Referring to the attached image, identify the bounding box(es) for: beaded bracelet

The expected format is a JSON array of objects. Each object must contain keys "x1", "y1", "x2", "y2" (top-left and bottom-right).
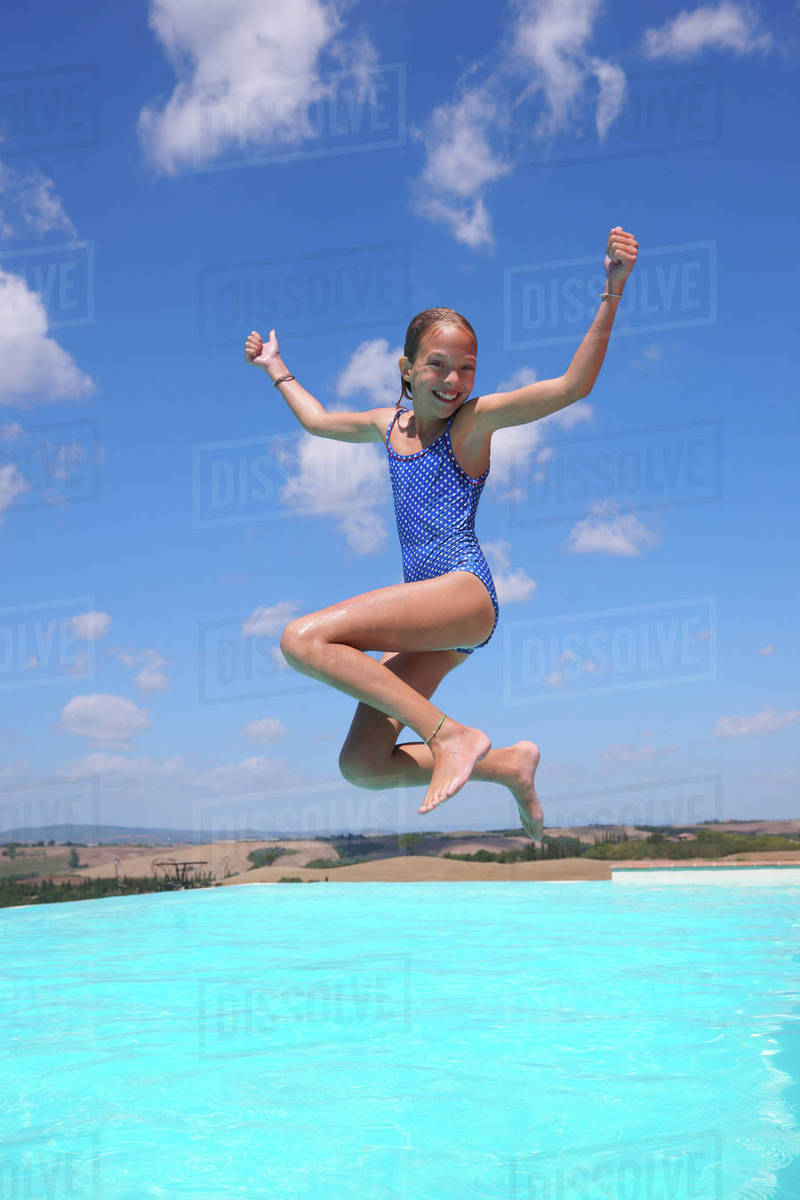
[
  {"x1": 424, "y1": 714, "x2": 446, "y2": 746},
  {"x1": 272, "y1": 373, "x2": 295, "y2": 388}
]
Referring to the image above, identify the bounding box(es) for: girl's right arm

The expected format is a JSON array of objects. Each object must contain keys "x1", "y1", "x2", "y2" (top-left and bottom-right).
[{"x1": 244, "y1": 329, "x2": 388, "y2": 443}]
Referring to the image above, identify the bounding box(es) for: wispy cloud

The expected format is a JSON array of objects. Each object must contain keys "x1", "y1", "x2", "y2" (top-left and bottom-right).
[
  {"x1": 71, "y1": 612, "x2": 111, "y2": 641},
  {"x1": 59, "y1": 694, "x2": 151, "y2": 745},
  {"x1": 412, "y1": 0, "x2": 779, "y2": 246},
  {"x1": 483, "y1": 540, "x2": 537, "y2": 603},
  {"x1": 485, "y1": 365, "x2": 594, "y2": 493},
  {"x1": 0, "y1": 162, "x2": 78, "y2": 243},
  {"x1": 0, "y1": 269, "x2": 97, "y2": 408},
  {"x1": 642, "y1": 1, "x2": 774, "y2": 59},
  {"x1": 280, "y1": 432, "x2": 390, "y2": 554},
  {"x1": 411, "y1": 0, "x2": 624, "y2": 247},
  {"x1": 336, "y1": 338, "x2": 403, "y2": 407},
  {"x1": 243, "y1": 717, "x2": 287, "y2": 745},
  {"x1": 714, "y1": 707, "x2": 800, "y2": 739},
  {"x1": 0, "y1": 462, "x2": 30, "y2": 522},
  {"x1": 568, "y1": 499, "x2": 660, "y2": 556},
  {"x1": 137, "y1": 0, "x2": 379, "y2": 176}
]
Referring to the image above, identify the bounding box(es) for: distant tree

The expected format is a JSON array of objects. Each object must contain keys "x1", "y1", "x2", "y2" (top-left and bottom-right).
[
  {"x1": 68, "y1": 848, "x2": 79, "y2": 869},
  {"x1": 398, "y1": 834, "x2": 422, "y2": 856},
  {"x1": 6, "y1": 845, "x2": 16, "y2": 860}
]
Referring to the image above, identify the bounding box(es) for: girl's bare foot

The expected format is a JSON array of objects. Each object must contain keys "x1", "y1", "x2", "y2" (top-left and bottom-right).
[
  {"x1": 418, "y1": 718, "x2": 491, "y2": 814},
  {"x1": 504, "y1": 741, "x2": 543, "y2": 841}
]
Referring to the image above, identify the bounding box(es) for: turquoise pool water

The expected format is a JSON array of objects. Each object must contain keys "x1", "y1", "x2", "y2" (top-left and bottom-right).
[{"x1": 2, "y1": 881, "x2": 800, "y2": 1199}]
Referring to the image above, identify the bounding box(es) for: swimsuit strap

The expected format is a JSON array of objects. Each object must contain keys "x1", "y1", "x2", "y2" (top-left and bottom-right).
[{"x1": 385, "y1": 406, "x2": 406, "y2": 446}]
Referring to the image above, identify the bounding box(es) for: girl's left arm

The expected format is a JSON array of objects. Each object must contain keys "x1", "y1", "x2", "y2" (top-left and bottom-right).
[{"x1": 474, "y1": 227, "x2": 638, "y2": 431}]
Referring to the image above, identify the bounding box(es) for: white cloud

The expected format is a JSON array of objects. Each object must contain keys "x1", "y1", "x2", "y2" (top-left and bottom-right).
[
  {"x1": 483, "y1": 540, "x2": 537, "y2": 604},
  {"x1": 0, "y1": 162, "x2": 78, "y2": 242},
  {"x1": 137, "y1": 0, "x2": 378, "y2": 176},
  {"x1": 642, "y1": 2, "x2": 773, "y2": 59},
  {"x1": 410, "y1": 84, "x2": 512, "y2": 249},
  {"x1": 133, "y1": 650, "x2": 170, "y2": 694},
  {"x1": 336, "y1": 338, "x2": 404, "y2": 406},
  {"x1": 713, "y1": 708, "x2": 800, "y2": 739},
  {"x1": 486, "y1": 421, "x2": 548, "y2": 490},
  {"x1": 54, "y1": 750, "x2": 302, "y2": 797},
  {"x1": 484, "y1": 367, "x2": 594, "y2": 492},
  {"x1": 758, "y1": 644, "x2": 775, "y2": 656},
  {"x1": 243, "y1": 716, "x2": 287, "y2": 744},
  {"x1": 412, "y1": 0, "x2": 779, "y2": 248},
  {"x1": 59, "y1": 694, "x2": 151, "y2": 744},
  {"x1": 0, "y1": 422, "x2": 25, "y2": 441},
  {"x1": 242, "y1": 600, "x2": 299, "y2": 639},
  {"x1": 107, "y1": 645, "x2": 170, "y2": 692},
  {"x1": 0, "y1": 269, "x2": 97, "y2": 408},
  {"x1": 0, "y1": 463, "x2": 30, "y2": 522},
  {"x1": 279, "y1": 432, "x2": 390, "y2": 554},
  {"x1": 541, "y1": 648, "x2": 578, "y2": 691},
  {"x1": 590, "y1": 58, "x2": 628, "y2": 139},
  {"x1": 568, "y1": 499, "x2": 660, "y2": 556},
  {"x1": 510, "y1": 0, "x2": 623, "y2": 137},
  {"x1": 71, "y1": 612, "x2": 111, "y2": 641}
]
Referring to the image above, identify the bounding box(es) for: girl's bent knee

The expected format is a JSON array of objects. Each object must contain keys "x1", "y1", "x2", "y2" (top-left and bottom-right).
[
  {"x1": 338, "y1": 747, "x2": 380, "y2": 789},
  {"x1": 280, "y1": 618, "x2": 315, "y2": 664}
]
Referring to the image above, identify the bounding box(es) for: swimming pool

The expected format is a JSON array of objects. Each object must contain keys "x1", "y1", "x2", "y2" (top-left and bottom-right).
[{"x1": 2, "y1": 882, "x2": 799, "y2": 1199}]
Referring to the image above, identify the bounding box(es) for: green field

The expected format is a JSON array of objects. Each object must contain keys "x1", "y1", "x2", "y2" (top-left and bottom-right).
[{"x1": 0, "y1": 852, "x2": 73, "y2": 881}]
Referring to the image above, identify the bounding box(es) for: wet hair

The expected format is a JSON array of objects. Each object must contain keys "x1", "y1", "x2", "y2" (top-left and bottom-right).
[{"x1": 397, "y1": 307, "x2": 477, "y2": 407}]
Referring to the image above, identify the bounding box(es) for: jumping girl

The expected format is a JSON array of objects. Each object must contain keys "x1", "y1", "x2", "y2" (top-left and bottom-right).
[{"x1": 244, "y1": 227, "x2": 638, "y2": 840}]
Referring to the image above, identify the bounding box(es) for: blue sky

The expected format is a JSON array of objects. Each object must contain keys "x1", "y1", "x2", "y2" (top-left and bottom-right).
[{"x1": 0, "y1": 0, "x2": 798, "y2": 837}]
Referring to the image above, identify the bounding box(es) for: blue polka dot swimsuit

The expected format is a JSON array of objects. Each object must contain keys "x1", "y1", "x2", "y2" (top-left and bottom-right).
[{"x1": 385, "y1": 402, "x2": 500, "y2": 655}]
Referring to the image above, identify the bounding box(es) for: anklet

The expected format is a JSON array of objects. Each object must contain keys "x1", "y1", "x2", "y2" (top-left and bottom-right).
[{"x1": 424, "y1": 714, "x2": 446, "y2": 746}]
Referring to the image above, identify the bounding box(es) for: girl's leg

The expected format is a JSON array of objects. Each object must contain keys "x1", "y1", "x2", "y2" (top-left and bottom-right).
[
  {"x1": 280, "y1": 573, "x2": 496, "y2": 812},
  {"x1": 338, "y1": 649, "x2": 543, "y2": 835}
]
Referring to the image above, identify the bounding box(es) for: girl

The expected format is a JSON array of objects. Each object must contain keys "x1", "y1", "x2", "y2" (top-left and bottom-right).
[{"x1": 244, "y1": 227, "x2": 638, "y2": 840}]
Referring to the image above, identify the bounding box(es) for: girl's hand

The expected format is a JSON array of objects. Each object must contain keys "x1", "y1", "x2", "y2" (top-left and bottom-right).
[
  {"x1": 244, "y1": 328, "x2": 280, "y2": 369},
  {"x1": 603, "y1": 227, "x2": 638, "y2": 291}
]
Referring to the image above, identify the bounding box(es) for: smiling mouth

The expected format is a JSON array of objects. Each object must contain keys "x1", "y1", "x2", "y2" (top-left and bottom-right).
[{"x1": 433, "y1": 389, "x2": 459, "y2": 402}]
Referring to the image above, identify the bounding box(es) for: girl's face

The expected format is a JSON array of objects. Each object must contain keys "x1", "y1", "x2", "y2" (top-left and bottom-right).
[{"x1": 401, "y1": 324, "x2": 477, "y2": 414}]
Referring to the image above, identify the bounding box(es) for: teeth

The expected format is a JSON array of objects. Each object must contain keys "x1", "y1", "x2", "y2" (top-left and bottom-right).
[{"x1": 434, "y1": 390, "x2": 457, "y2": 400}]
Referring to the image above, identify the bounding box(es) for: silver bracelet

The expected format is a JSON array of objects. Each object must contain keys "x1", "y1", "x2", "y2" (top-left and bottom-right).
[{"x1": 272, "y1": 373, "x2": 295, "y2": 388}]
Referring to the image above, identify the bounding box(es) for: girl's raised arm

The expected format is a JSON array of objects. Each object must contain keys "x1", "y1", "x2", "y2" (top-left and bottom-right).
[
  {"x1": 473, "y1": 227, "x2": 638, "y2": 433},
  {"x1": 244, "y1": 328, "x2": 387, "y2": 443}
]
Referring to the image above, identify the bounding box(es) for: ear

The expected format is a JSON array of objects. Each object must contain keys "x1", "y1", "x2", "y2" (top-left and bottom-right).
[{"x1": 398, "y1": 355, "x2": 412, "y2": 380}]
